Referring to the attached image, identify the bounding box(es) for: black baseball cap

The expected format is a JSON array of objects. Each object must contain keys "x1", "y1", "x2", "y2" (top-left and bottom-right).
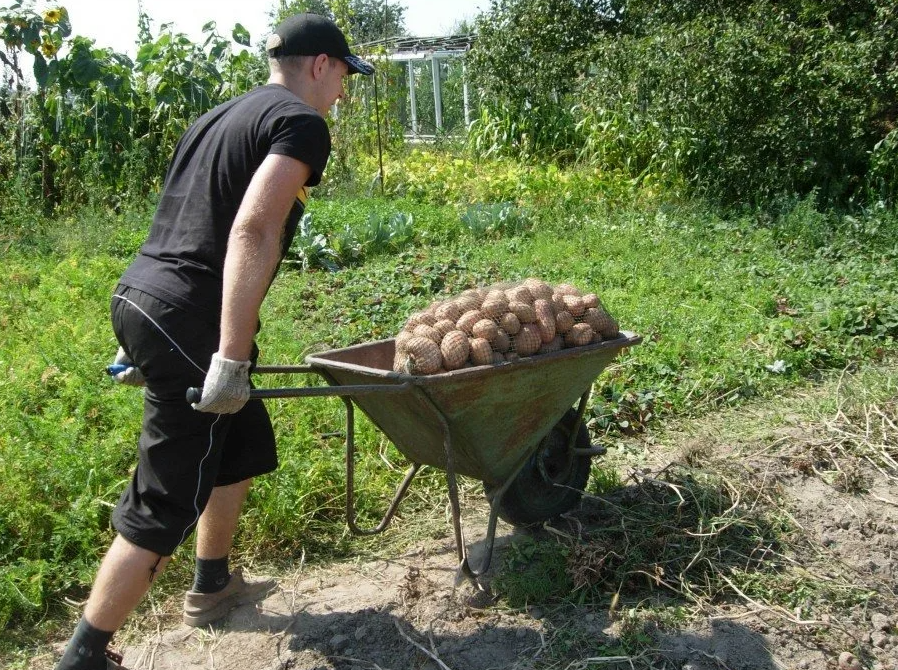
[{"x1": 266, "y1": 13, "x2": 375, "y2": 76}]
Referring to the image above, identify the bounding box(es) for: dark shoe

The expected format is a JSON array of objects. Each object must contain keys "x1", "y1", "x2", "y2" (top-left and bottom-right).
[
  {"x1": 182, "y1": 568, "x2": 277, "y2": 627},
  {"x1": 105, "y1": 648, "x2": 129, "y2": 669}
]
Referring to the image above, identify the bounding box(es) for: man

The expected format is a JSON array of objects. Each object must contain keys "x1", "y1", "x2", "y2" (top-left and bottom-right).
[{"x1": 55, "y1": 14, "x2": 373, "y2": 670}]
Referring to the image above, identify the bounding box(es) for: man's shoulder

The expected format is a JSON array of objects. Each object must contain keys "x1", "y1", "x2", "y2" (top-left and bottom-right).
[{"x1": 238, "y1": 85, "x2": 322, "y2": 119}]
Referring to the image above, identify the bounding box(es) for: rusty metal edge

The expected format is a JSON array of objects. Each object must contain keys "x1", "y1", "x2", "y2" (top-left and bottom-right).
[{"x1": 305, "y1": 331, "x2": 642, "y2": 383}]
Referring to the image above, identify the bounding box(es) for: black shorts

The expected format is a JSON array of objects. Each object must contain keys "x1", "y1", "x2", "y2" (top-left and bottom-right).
[{"x1": 109, "y1": 285, "x2": 277, "y2": 556}]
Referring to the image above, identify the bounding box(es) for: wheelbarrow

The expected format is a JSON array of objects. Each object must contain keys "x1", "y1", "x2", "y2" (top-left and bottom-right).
[{"x1": 188, "y1": 331, "x2": 641, "y2": 582}]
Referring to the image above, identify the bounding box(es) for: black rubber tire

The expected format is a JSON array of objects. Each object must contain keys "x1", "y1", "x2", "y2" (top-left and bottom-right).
[{"x1": 484, "y1": 409, "x2": 593, "y2": 527}]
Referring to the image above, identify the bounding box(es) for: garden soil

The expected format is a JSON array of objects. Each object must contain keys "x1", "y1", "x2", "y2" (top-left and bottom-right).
[{"x1": 33, "y1": 386, "x2": 898, "y2": 670}]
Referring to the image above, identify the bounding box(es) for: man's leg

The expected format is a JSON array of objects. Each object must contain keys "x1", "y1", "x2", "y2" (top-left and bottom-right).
[
  {"x1": 84, "y1": 535, "x2": 171, "y2": 630},
  {"x1": 195, "y1": 479, "x2": 252, "y2": 560},
  {"x1": 183, "y1": 478, "x2": 277, "y2": 627},
  {"x1": 55, "y1": 536, "x2": 171, "y2": 669}
]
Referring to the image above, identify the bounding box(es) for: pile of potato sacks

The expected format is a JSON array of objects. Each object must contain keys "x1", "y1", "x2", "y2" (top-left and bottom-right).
[{"x1": 393, "y1": 278, "x2": 620, "y2": 375}]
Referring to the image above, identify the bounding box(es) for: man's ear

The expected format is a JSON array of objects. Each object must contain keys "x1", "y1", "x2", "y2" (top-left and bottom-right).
[{"x1": 312, "y1": 53, "x2": 330, "y2": 79}]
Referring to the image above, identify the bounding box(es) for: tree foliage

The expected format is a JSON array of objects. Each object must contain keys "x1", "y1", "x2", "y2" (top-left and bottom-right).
[
  {"x1": 466, "y1": 0, "x2": 898, "y2": 206},
  {"x1": 2, "y1": 0, "x2": 897, "y2": 211},
  {"x1": 468, "y1": 0, "x2": 619, "y2": 110},
  {"x1": 580, "y1": 0, "x2": 898, "y2": 205},
  {"x1": 273, "y1": 0, "x2": 407, "y2": 43}
]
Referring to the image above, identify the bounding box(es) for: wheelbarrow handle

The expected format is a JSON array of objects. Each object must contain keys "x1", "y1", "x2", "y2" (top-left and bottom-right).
[
  {"x1": 106, "y1": 364, "x2": 132, "y2": 376},
  {"x1": 187, "y1": 382, "x2": 412, "y2": 404}
]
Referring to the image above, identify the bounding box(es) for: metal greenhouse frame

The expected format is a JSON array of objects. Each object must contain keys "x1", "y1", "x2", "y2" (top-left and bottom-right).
[{"x1": 358, "y1": 34, "x2": 476, "y2": 139}]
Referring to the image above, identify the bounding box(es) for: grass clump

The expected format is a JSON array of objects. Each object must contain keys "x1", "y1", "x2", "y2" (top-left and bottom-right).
[
  {"x1": 491, "y1": 537, "x2": 573, "y2": 608},
  {"x1": 492, "y1": 463, "x2": 787, "y2": 608}
]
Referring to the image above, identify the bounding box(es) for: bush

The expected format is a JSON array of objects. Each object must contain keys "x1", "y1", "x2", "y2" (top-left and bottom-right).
[
  {"x1": 466, "y1": 0, "x2": 898, "y2": 207},
  {"x1": 579, "y1": 0, "x2": 897, "y2": 206}
]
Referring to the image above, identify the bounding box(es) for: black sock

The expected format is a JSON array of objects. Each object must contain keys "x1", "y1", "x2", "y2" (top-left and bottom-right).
[
  {"x1": 55, "y1": 617, "x2": 114, "y2": 670},
  {"x1": 192, "y1": 556, "x2": 230, "y2": 593}
]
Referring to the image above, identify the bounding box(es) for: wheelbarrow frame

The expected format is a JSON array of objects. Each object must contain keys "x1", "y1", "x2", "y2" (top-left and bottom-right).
[{"x1": 230, "y1": 331, "x2": 642, "y2": 582}]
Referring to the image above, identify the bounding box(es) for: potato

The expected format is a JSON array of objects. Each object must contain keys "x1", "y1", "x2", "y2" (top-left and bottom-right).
[
  {"x1": 508, "y1": 301, "x2": 537, "y2": 323},
  {"x1": 459, "y1": 288, "x2": 483, "y2": 306},
  {"x1": 395, "y1": 280, "x2": 619, "y2": 372},
  {"x1": 472, "y1": 319, "x2": 499, "y2": 343},
  {"x1": 562, "y1": 294, "x2": 586, "y2": 317},
  {"x1": 534, "y1": 299, "x2": 556, "y2": 343},
  {"x1": 494, "y1": 328, "x2": 511, "y2": 353},
  {"x1": 514, "y1": 323, "x2": 542, "y2": 356},
  {"x1": 555, "y1": 310, "x2": 574, "y2": 334},
  {"x1": 599, "y1": 314, "x2": 620, "y2": 338},
  {"x1": 435, "y1": 301, "x2": 462, "y2": 323},
  {"x1": 481, "y1": 297, "x2": 509, "y2": 319},
  {"x1": 551, "y1": 293, "x2": 567, "y2": 314},
  {"x1": 584, "y1": 308, "x2": 619, "y2": 338},
  {"x1": 555, "y1": 283, "x2": 582, "y2": 297},
  {"x1": 456, "y1": 309, "x2": 483, "y2": 335},
  {"x1": 395, "y1": 329, "x2": 416, "y2": 348},
  {"x1": 413, "y1": 324, "x2": 442, "y2": 343},
  {"x1": 499, "y1": 311, "x2": 521, "y2": 335},
  {"x1": 484, "y1": 289, "x2": 508, "y2": 304},
  {"x1": 407, "y1": 310, "x2": 437, "y2": 328},
  {"x1": 396, "y1": 336, "x2": 442, "y2": 374},
  {"x1": 455, "y1": 295, "x2": 481, "y2": 313},
  {"x1": 538, "y1": 335, "x2": 564, "y2": 354},
  {"x1": 524, "y1": 278, "x2": 553, "y2": 301},
  {"x1": 564, "y1": 323, "x2": 594, "y2": 347},
  {"x1": 505, "y1": 285, "x2": 534, "y2": 305},
  {"x1": 433, "y1": 319, "x2": 456, "y2": 339},
  {"x1": 440, "y1": 330, "x2": 470, "y2": 370},
  {"x1": 469, "y1": 337, "x2": 494, "y2": 366}
]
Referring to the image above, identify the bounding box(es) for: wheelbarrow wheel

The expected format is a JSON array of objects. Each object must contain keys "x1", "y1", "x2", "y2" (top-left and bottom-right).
[{"x1": 484, "y1": 409, "x2": 593, "y2": 527}]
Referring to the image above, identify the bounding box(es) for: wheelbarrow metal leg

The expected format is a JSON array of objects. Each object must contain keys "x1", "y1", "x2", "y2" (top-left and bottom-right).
[
  {"x1": 568, "y1": 391, "x2": 607, "y2": 454},
  {"x1": 332, "y1": 384, "x2": 422, "y2": 537},
  {"x1": 455, "y1": 461, "x2": 523, "y2": 583},
  {"x1": 415, "y1": 388, "x2": 520, "y2": 585},
  {"x1": 567, "y1": 391, "x2": 590, "y2": 452}
]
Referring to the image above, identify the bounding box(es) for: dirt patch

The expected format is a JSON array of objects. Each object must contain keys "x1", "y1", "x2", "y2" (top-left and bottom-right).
[{"x1": 112, "y1": 532, "x2": 557, "y2": 670}]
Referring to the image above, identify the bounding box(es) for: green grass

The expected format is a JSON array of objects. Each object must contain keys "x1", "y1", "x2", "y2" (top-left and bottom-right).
[{"x1": 1, "y1": 179, "x2": 897, "y2": 663}]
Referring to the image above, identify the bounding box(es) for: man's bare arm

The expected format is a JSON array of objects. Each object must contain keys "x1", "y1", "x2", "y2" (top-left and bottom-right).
[{"x1": 218, "y1": 153, "x2": 313, "y2": 360}]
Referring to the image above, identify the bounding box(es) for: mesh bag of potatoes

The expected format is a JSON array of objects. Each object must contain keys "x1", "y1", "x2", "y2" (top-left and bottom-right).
[{"x1": 393, "y1": 278, "x2": 620, "y2": 375}]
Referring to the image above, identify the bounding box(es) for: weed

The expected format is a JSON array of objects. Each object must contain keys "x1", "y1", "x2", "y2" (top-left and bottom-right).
[{"x1": 491, "y1": 537, "x2": 572, "y2": 608}]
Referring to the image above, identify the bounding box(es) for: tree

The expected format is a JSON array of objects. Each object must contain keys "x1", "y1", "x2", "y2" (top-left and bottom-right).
[
  {"x1": 468, "y1": 0, "x2": 619, "y2": 110},
  {"x1": 271, "y1": 0, "x2": 406, "y2": 44},
  {"x1": 348, "y1": 0, "x2": 405, "y2": 43}
]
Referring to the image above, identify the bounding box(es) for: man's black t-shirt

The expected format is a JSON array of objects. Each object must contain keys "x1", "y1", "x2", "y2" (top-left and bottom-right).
[{"x1": 119, "y1": 84, "x2": 331, "y2": 324}]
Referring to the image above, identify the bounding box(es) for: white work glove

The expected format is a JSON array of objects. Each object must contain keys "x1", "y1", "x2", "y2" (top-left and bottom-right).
[
  {"x1": 192, "y1": 353, "x2": 252, "y2": 414},
  {"x1": 111, "y1": 346, "x2": 145, "y2": 386}
]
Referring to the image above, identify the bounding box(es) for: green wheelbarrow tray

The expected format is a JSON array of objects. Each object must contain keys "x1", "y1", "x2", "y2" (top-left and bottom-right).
[{"x1": 244, "y1": 331, "x2": 641, "y2": 582}]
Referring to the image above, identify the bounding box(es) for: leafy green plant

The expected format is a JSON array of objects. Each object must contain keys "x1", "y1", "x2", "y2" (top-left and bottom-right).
[
  {"x1": 459, "y1": 201, "x2": 529, "y2": 238},
  {"x1": 355, "y1": 211, "x2": 415, "y2": 254},
  {"x1": 287, "y1": 213, "x2": 340, "y2": 271},
  {"x1": 0, "y1": 3, "x2": 265, "y2": 214},
  {"x1": 868, "y1": 129, "x2": 898, "y2": 206}
]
